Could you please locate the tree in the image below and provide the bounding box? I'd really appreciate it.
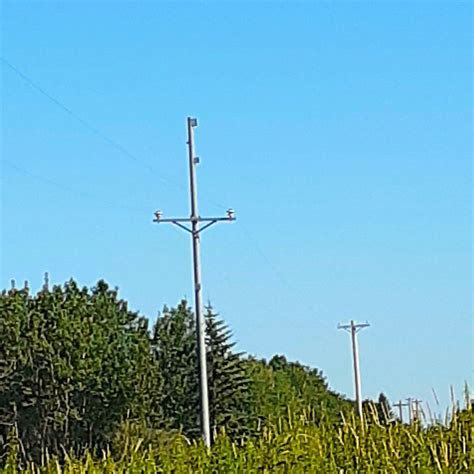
[0,280,158,461]
[362,393,394,425]
[151,302,250,439]
[151,301,199,437]
[205,305,250,438]
[244,355,354,428]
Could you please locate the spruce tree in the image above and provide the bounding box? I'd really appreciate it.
[205,305,250,438]
[151,302,250,439]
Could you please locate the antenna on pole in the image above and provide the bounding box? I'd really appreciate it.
[153,117,235,447]
[338,319,370,419]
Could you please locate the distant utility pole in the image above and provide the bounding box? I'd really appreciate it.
[411,398,423,422]
[43,272,49,291]
[338,320,370,418]
[153,117,235,448]
[406,397,413,423]
[394,400,409,422]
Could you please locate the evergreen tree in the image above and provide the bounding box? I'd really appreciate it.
[377,393,394,424]
[362,393,394,424]
[205,305,250,438]
[151,302,250,439]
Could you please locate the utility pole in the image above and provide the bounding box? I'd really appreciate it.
[394,400,409,422]
[406,397,414,423]
[338,320,370,418]
[153,117,235,447]
[412,398,423,422]
[43,272,49,291]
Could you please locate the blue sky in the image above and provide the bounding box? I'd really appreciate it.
[1,1,472,417]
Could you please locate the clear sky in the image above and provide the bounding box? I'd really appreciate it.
[1,1,472,418]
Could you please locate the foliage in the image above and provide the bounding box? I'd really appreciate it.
[244,355,354,428]
[0,281,158,461]
[1,278,421,470]
[362,392,395,425]
[151,301,199,437]
[2,403,472,473]
[205,305,251,438]
[150,302,250,439]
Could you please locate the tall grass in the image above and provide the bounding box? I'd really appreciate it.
[2,403,472,473]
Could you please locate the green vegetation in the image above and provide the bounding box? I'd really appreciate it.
[0,281,156,460]
[1,280,471,471]
[2,407,472,472]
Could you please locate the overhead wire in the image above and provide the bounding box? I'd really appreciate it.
[1,57,233,215]
[3,159,187,258]
[236,220,318,317]
[3,160,149,214]
[1,57,176,187]
[236,220,291,290]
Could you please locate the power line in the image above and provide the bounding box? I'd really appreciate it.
[1,57,173,185]
[236,221,290,289]
[2,57,239,217]
[3,159,148,214]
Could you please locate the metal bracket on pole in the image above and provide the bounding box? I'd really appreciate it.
[154,214,236,235]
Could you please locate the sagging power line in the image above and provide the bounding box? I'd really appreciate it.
[2,58,234,216]
[1,57,173,185]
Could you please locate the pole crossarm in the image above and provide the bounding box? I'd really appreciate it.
[338,322,370,334]
[153,215,235,234]
[394,401,409,408]
[394,400,410,422]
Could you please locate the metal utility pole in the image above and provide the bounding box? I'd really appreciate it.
[338,320,370,418]
[153,117,235,447]
[394,400,409,422]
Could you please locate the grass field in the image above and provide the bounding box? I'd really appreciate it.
[2,404,472,473]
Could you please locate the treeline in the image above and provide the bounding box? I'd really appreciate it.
[1,279,388,463]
